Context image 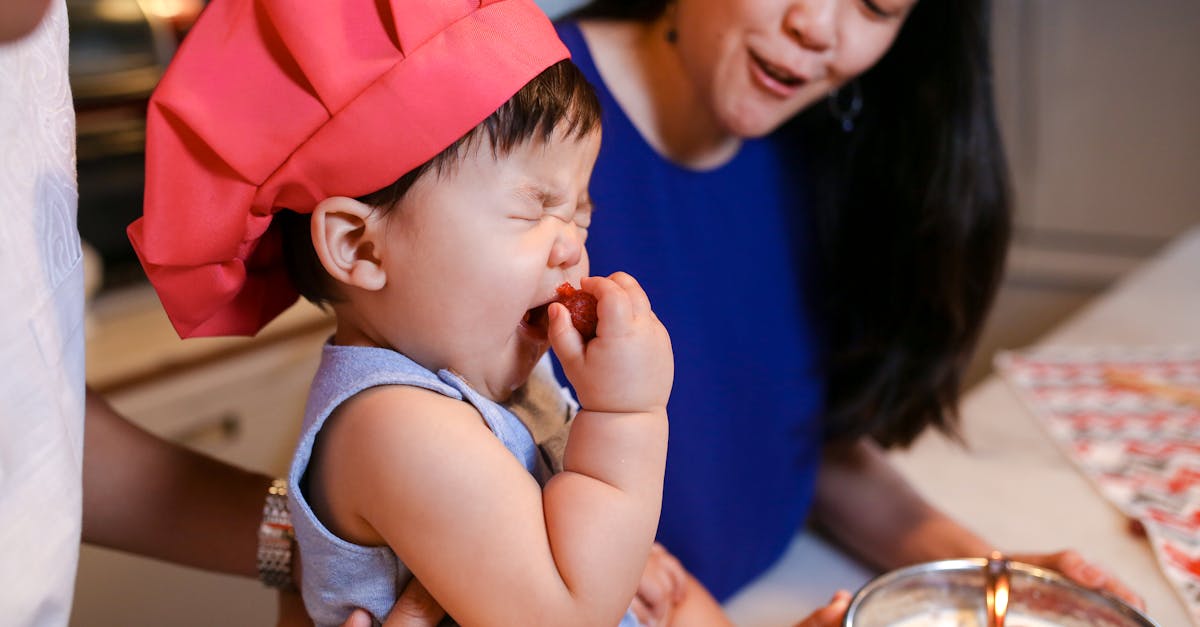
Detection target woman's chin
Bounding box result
[721,96,813,138]
[722,110,783,140]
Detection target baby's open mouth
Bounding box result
[520,284,597,340]
[522,303,551,336]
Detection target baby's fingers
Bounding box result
[547,302,585,362]
[582,276,632,337]
[607,271,652,318]
[647,543,688,603]
[636,569,676,617]
[629,595,672,627]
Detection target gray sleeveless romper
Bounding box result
[287,343,640,627]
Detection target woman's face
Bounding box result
[672,0,917,138]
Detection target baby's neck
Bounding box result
[330,312,385,351]
[329,311,533,405]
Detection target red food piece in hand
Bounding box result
[554,282,598,340]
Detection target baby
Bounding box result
[278,60,669,625]
[128,0,731,625]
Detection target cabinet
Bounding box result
[70,285,333,627]
[969,0,1200,384]
[994,0,1200,242]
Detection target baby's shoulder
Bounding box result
[328,383,487,444]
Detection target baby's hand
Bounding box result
[630,543,687,627]
[549,272,673,414]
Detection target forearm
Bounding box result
[812,439,992,571]
[562,408,668,500]
[0,0,51,42]
[540,408,668,617]
[82,388,270,577]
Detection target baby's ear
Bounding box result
[310,196,387,291]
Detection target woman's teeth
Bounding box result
[755,54,803,86]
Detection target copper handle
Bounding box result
[985,552,1011,627]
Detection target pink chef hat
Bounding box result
[127,0,569,338]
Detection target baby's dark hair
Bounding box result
[278,59,601,305]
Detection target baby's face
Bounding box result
[371,126,602,401]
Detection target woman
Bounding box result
[552,0,1140,621]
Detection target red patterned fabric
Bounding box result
[127,0,568,338]
[999,347,1200,625]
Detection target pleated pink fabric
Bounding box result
[128,0,568,337]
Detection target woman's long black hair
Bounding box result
[570,0,1012,448]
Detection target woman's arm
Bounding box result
[0,0,51,42]
[812,438,992,571]
[82,388,267,575]
[812,438,1143,608]
[83,388,448,627]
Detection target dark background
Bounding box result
[69,0,203,289]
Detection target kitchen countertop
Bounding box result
[85,283,333,393]
[725,224,1200,627]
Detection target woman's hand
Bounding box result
[277,578,446,627]
[630,543,688,626]
[340,578,446,627]
[791,590,852,627]
[1009,550,1145,610]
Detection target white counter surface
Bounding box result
[725,225,1200,627]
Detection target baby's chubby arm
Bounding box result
[308,273,671,627]
[543,272,673,616]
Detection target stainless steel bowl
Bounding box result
[843,556,1159,627]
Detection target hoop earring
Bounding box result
[827,80,863,133]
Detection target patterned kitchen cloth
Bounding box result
[997,346,1200,626]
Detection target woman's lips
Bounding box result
[748,50,806,98]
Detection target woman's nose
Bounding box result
[784,0,837,52]
[548,223,584,269]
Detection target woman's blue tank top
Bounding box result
[557,20,828,602]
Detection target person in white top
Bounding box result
[1,0,86,622]
[0,2,439,625]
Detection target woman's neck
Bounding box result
[580,18,741,171]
